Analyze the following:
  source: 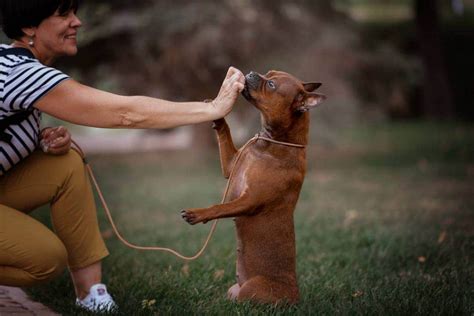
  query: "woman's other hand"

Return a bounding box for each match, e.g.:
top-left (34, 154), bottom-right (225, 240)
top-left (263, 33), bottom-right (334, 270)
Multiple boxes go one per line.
top-left (212, 67), bottom-right (245, 118)
top-left (40, 126), bottom-right (72, 155)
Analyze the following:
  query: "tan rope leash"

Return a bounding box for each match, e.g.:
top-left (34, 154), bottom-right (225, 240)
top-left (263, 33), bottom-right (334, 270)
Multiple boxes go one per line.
top-left (255, 135), bottom-right (305, 148)
top-left (71, 134), bottom-right (304, 261)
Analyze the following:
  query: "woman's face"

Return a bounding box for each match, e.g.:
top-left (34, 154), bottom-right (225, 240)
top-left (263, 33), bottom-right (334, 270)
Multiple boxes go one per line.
top-left (33, 9), bottom-right (82, 61)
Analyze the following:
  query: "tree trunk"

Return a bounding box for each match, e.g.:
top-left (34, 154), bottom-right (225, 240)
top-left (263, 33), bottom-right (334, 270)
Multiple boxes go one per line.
top-left (414, 0), bottom-right (455, 118)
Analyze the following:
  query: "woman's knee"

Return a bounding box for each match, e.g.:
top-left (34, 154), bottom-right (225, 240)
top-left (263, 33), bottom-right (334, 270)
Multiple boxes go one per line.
top-left (59, 149), bottom-right (85, 175)
top-left (52, 150), bottom-right (88, 191)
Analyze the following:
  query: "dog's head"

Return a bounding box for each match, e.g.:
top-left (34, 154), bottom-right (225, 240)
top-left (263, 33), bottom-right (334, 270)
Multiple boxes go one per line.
top-left (242, 70), bottom-right (326, 127)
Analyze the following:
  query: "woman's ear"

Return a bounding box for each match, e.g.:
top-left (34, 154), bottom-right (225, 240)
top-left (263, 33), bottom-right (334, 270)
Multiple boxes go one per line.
top-left (20, 27), bottom-right (36, 46)
top-left (21, 27), bottom-right (36, 38)
top-left (296, 92), bottom-right (327, 112)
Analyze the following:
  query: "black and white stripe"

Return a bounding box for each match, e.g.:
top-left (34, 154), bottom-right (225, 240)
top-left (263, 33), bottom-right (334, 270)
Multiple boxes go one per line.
top-left (0, 44), bottom-right (69, 175)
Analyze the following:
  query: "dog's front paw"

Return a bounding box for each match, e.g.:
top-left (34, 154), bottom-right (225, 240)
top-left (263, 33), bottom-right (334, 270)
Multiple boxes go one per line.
top-left (212, 118), bottom-right (226, 130)
top-left (181, 209), bottom-right (206, 225)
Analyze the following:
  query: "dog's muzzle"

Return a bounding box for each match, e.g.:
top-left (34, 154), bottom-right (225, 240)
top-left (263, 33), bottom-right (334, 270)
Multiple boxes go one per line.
top-left (242, 71), bottom-right (261, 101)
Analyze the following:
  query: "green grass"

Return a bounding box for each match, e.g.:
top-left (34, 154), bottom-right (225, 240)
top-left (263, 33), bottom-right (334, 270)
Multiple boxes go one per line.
top-left (28, 121), bottom-right (473, 315)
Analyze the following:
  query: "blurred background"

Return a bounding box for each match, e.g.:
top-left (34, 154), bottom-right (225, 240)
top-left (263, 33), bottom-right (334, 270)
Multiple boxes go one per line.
top-left (2, 0), bottom-right (471, 152)
top-left (2, 1), bottom-right (473, 313)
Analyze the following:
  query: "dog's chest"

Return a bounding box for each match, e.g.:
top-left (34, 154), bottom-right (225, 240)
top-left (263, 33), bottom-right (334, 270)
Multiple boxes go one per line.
top-left (225, 151), bottom-right (254, 201)
top-left (226, 147), bottom-right (283, 201)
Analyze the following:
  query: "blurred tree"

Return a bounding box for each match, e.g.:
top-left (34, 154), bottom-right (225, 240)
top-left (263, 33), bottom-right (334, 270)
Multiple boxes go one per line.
top-left (53, 0), bottom-right (360, 150)
top-left (414, 0), bottom-right (455, 118)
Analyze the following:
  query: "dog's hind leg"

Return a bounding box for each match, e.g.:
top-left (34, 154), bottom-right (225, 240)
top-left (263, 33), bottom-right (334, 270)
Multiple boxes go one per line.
top-left (227, 283), bottom-right (241, 301)
top-left (237, 275), bottom-right (299, 305)
top-left (212, 118), bottom-right (237, 178)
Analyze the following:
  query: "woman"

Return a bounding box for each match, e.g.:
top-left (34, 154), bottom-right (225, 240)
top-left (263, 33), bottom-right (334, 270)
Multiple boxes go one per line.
top-left (0, 0), bottom-right (245, 312)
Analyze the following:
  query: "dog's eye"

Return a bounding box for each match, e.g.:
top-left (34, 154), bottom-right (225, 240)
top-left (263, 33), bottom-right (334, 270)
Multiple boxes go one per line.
top-left (267, 80), bottom-right (276, 89)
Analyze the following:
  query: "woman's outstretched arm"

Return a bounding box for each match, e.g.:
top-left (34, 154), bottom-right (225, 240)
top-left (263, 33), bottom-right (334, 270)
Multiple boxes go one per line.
top-left (35, 67), bottom-right (245, 129)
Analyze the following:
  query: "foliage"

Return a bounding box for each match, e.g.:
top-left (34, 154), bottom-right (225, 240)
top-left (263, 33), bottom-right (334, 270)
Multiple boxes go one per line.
top-left (51, 0), bottom-right (364, 143)
top-left (2, 1), bottom-right (474, 124)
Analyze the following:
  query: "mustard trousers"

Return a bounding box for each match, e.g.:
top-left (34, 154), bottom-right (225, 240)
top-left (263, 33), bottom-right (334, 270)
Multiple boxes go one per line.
top-left (0, 150), bottom-right (109, 286)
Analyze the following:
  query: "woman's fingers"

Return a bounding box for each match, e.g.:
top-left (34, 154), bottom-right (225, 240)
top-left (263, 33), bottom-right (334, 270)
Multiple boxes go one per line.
top-left (224, 71), bottom-right (245, 96)
top-left (220, 73), bottom-right (242, 101)
top-left (41, 126), bottom-right (72, 154)
top-left (49, 133), bottom-right (70, 148)
top-left (209, 67), bottom-right (245, 119)
top-left (233, 80), bottom-right (245, 93)
top-left (225, 66), bottom-right (240, 80)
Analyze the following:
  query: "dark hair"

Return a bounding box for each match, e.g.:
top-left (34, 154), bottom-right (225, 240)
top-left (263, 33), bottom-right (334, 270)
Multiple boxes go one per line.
top-left (0, 0), bottom-right (79, 39)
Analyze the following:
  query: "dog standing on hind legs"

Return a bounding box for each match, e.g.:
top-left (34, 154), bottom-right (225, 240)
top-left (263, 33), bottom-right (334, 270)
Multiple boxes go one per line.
top-left (181, 70), bottom-right (326, 304)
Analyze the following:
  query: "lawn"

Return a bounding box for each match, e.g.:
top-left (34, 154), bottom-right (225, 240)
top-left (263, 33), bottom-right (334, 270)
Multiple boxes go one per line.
top-left (28, 121), bottom-right (473, 315)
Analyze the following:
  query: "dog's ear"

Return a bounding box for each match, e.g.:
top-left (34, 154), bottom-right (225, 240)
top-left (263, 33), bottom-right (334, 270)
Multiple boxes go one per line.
top-left (296, 92), bottom-right (326, 112)
top-left (303, 82), bottom-right (322, 92)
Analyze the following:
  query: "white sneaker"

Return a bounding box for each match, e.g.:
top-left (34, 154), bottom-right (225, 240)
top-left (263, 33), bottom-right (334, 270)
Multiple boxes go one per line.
top-left (76, 283), bottom-right (117, 312)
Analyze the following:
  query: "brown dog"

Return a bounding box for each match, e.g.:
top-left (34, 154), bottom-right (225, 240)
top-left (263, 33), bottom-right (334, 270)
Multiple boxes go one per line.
top-left (181, 70), bottom-right (326, 304)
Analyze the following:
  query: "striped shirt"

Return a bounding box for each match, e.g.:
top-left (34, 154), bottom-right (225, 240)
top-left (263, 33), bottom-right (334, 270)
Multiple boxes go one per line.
top-left (0, 44), bottom-right (70, 175)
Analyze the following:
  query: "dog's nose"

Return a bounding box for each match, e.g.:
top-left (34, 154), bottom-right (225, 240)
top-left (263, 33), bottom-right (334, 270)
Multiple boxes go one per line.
top-left (245, 72), bottom-right (261, 89)
top-left (246, 71), bottom-right (259, 81)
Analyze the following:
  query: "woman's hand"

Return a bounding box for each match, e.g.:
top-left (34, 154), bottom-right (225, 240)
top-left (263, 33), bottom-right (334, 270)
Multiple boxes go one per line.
top-left (40, 126), bottom-right (71, 155)
top-left (211, 67), bottom-right (245, 118)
